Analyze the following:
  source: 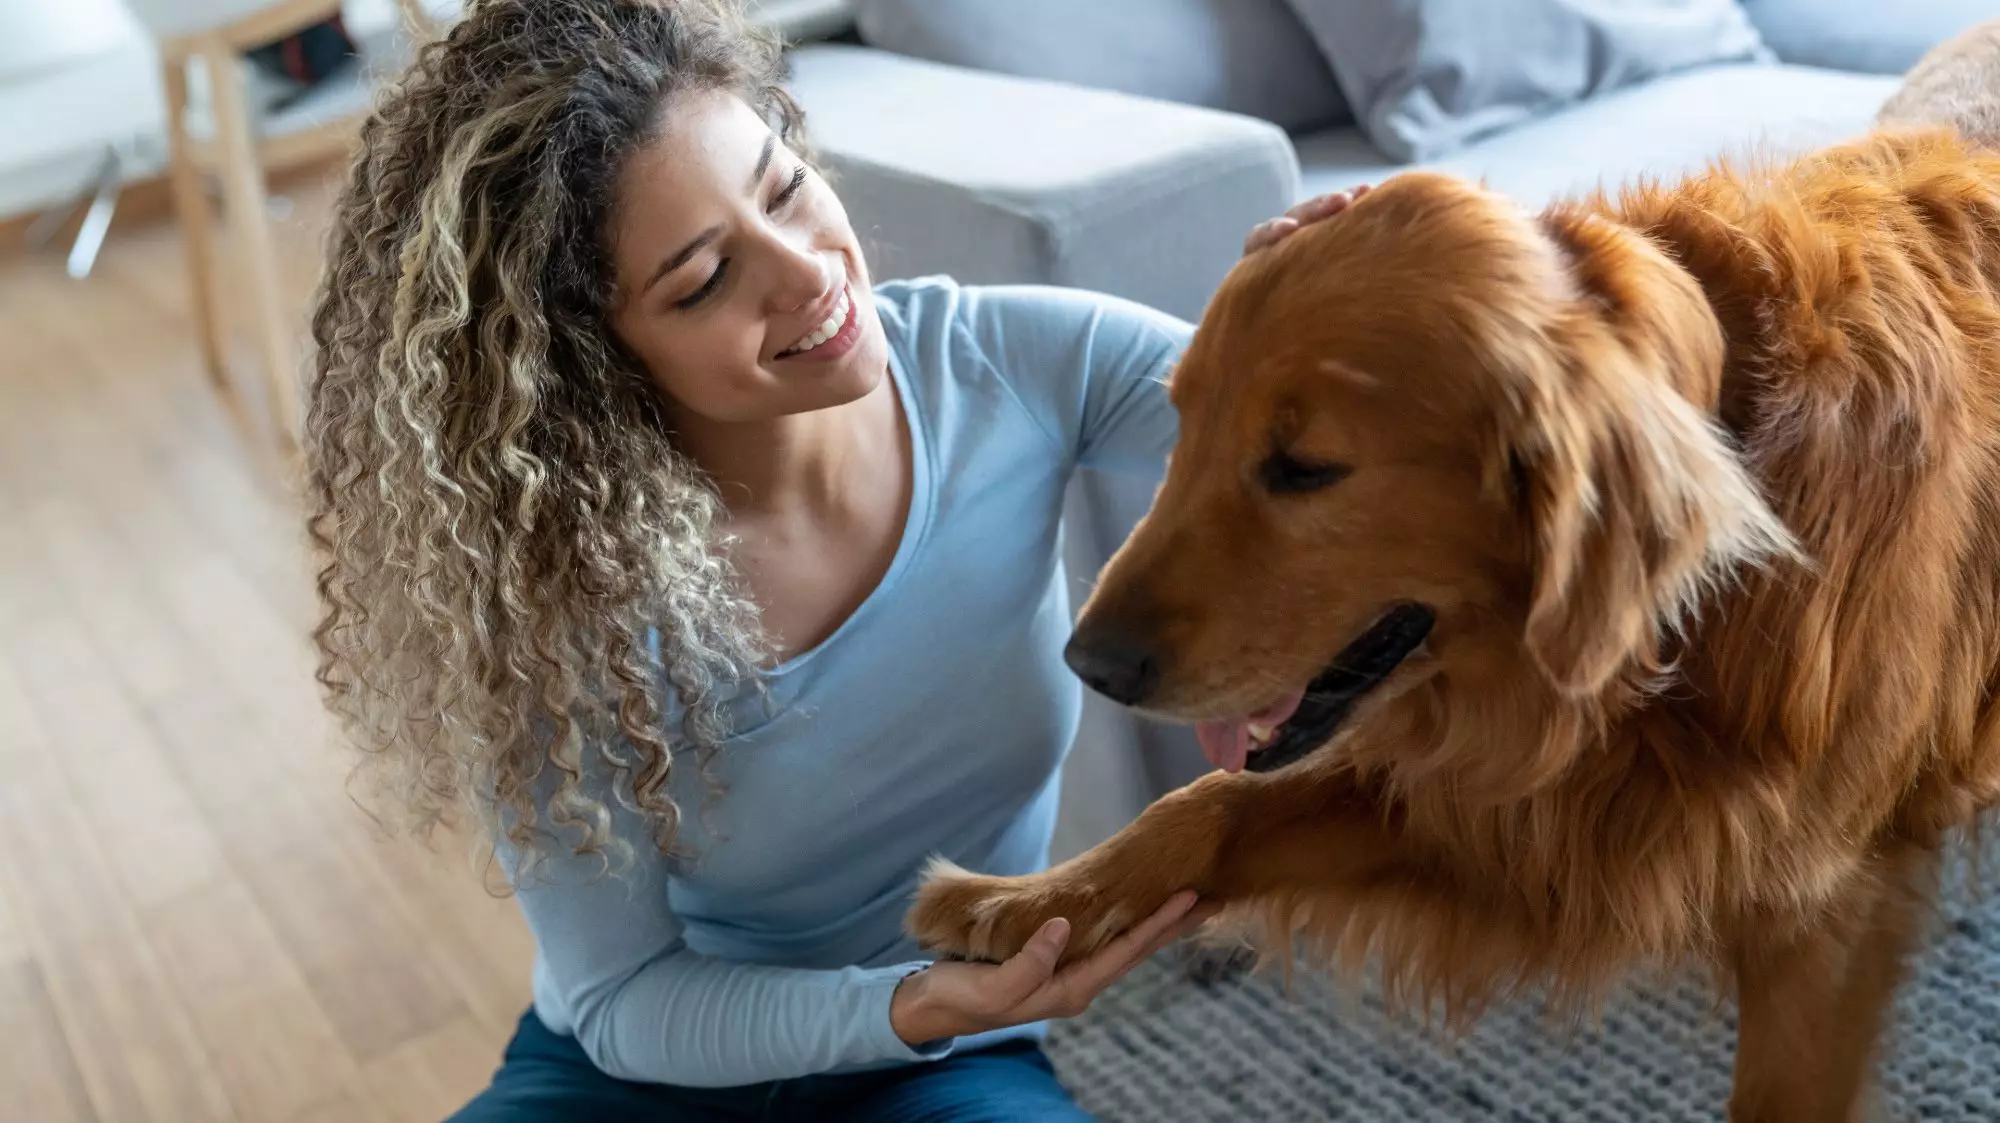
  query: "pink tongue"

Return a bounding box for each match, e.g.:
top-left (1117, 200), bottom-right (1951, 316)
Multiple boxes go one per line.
top-left (1195, 690), bottom-right (1306, 774)
top-left (1195, 720), bottom-right (1252, 774)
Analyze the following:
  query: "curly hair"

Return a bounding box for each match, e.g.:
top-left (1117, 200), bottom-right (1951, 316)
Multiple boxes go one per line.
top-left (306, 0), bottom-right (808, 874)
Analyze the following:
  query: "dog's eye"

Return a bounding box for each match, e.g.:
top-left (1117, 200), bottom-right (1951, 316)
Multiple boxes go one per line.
top-left (1261, 451), bottom-right (1352, 495)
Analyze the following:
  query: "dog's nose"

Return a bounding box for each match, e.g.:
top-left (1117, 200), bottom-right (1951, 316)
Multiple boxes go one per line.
top-left (1063, 628), bottom-right (1161, 706)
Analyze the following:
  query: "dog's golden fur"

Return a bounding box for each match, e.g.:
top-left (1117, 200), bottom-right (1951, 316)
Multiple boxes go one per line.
top-left (907, 23), bottom-right (2000, 1123)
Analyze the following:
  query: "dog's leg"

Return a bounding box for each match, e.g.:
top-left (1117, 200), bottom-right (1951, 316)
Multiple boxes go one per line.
top-left (1728, 845), bottom-right (1938, 1123)
top-left (906, 767), bottom-right (1397, 966)
top-left (1729, 924), bottom-right (1846, 1123)
top-left (1815, 845), bottom-right (1938, 1122)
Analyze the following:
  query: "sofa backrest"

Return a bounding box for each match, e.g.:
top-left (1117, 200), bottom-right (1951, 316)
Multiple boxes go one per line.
top-left (847, 0), bottom-right (1350, 133)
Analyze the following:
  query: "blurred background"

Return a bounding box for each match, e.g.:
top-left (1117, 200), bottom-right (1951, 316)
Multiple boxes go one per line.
top-left (1, 2), bottom-right (1995, 1121)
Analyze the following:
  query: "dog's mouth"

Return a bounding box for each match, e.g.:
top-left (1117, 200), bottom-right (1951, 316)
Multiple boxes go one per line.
top-left (1195, 603), bottom-right (1437, 775)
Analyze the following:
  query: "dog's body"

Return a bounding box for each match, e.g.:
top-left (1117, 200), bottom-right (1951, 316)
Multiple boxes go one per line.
top-left (909, 26), bottom-right (2000, 1123)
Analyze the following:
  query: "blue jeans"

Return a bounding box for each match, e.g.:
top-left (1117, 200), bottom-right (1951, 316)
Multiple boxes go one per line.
top-left (446, 1009), bottom-right (1096, 1122)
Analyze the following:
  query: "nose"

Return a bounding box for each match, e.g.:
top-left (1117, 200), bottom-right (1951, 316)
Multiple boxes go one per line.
top-left (775, 252), bottom-right (832, 312)
top-left (765, 216), bottom-right (832, 302)
top-left (1063, 627), bottom-right (1161, 707)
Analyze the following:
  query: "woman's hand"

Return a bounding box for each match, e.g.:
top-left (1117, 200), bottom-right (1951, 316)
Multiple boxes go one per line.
top-left (1242, 184), bottom-right (1371, 255)
top-left (890, 890), bottom-right (1217, 1045)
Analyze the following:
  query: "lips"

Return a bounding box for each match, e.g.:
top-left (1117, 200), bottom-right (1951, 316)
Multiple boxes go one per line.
top-left (777, 285), bottom-right (853, 358)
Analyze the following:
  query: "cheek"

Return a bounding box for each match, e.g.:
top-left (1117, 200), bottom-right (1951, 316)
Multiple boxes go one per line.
top-left (803, 179), bottom-right (868, 270)
top-left (628, 313), bottom-right (768, 414)
top-left (804, 172), bottom-right (853, 232)
top-left (1324, 471), bottom-right (1515, 594)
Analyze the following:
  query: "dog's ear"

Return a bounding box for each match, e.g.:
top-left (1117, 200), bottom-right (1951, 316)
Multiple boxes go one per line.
top-left (1511, 214), bottom-right (1797, 697)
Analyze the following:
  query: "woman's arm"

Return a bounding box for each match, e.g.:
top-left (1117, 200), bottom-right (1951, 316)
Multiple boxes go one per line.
top-left (513, 834), bottom-right (945, 1088)
top-left (514, 829), bottom-right (1210, 1088)
top-left (954, 283), bottom-right (1193, 479)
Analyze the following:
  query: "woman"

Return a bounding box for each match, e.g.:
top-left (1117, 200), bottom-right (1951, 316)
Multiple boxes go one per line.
top-left (306, 0), bottom-right (1346, 1117)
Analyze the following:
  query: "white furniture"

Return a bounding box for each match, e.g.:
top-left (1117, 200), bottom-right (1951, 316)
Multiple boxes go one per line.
top-left (0, 2), bottom-right (138, 80)
top-left (2, 1), bottom-right (160, 279)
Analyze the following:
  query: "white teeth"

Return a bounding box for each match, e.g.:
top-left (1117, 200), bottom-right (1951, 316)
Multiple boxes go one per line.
top-left (1248, 722), bottom-right (1276, 743)
top-left (784, 289), bottom-right (849, 356)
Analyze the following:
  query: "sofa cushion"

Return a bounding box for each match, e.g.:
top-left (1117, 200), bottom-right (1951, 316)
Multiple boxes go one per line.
top-left (1286, 0), bottom-right (1773, 163)
top-left (847, 0), bottom-right (1350, 132)
top-left (1292, 63), bottom-right (1899, 206)
top-left (1742, 0), bottom-right (1998, 75)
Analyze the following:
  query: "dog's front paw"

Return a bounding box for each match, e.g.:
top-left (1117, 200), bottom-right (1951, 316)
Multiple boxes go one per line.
top-left (906, 858), bottom-right (1140, 968)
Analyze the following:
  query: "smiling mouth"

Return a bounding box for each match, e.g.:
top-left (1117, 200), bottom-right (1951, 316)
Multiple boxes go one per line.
top-left (776, 285), bottom-right (853, 358)
top-left (1195, 603), bottom-right (1436, 774)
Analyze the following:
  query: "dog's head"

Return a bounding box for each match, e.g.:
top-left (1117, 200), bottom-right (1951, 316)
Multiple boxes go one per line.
top-left (1067, 173), bottom-right (1796, 776)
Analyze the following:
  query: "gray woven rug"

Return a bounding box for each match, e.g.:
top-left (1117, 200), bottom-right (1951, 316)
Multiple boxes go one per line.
top-left (1046, 850), bottom-right (2000, 1122)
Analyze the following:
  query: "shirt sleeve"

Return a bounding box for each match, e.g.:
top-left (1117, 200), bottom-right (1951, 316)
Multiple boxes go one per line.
top-left (955, 283), bottom-right (1193, 478)
top-left (510, 815), bottom-right (954, 1088)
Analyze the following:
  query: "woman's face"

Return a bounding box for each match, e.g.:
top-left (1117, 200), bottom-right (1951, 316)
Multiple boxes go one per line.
top-left (608, 89), bottom-right (887, 426)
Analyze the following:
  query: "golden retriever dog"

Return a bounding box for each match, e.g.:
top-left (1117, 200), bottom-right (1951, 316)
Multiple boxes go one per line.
top-left (907, 22), bottom-right (2000, 1123)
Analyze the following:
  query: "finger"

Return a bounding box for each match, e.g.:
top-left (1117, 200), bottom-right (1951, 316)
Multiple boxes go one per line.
top-left (1132, 900), bottom-right (1224, 966)
top-left (1316, 191), bottom-right (1356, 216)
top-left (1313, 183), bottom-right (1371, 216)
top-left (983, 917), bottom-right (1069, 1010)
top-left (1109, 893), bottom-right (1218, 974)
top-left (1046, 891), bottom-right (1199, 1002)
top-left (1320, 183), bottom-right (1369, 208)
top-left (1131, 890), bottom-right (1202, 941)
top-left (1183, 900), bottom-right (1226, 929)
top-left (1288, 194), bottom-right (1347, 223)
top-left (1244, 216), bottom-right (1298, 253)
top-left (1085, 908), bottom-right (1218, 997)
top-left (1291, 189), bottom-right (1360, 221)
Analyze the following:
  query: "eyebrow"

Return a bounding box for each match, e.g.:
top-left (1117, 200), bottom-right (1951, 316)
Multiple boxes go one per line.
top-left (640, 132), bottom-right (779, 297)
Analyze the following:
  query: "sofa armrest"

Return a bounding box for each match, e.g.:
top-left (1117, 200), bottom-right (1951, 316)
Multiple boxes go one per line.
top-left (784, 44), bottom-right (1301, 323)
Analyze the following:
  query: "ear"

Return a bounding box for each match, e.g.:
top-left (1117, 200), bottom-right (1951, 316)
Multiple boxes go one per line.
top-left (1512, 215), bottom-right (1798, 697)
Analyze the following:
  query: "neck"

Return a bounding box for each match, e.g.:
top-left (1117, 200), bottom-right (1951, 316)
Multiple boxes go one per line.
top-left (670, 372), bottom-right (894, 516)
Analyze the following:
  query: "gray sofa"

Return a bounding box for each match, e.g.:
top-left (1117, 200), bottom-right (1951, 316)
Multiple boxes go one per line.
top-left (777, 0), bottom-right (2000, 857)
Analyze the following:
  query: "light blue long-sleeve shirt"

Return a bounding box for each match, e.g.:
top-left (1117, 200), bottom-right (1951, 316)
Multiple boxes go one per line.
top-left (512, 277), bottom-right (1192, 1088)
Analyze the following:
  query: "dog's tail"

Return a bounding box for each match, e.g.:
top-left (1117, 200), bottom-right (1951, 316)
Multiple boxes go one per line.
top-left (1878, 20), bottom-right (2000, 148)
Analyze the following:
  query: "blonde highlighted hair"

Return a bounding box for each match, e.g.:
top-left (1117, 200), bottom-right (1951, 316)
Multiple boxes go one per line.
top-left (306, 0), bottom-right (806, 871)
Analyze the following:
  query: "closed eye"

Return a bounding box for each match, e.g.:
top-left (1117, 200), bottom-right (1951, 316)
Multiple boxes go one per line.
top-left (1261, 450), bottom-right (1352, 495)
top-left (672, 166), bottom-right (811, 311)
top-left (773, 165), bottom-right (808, 207)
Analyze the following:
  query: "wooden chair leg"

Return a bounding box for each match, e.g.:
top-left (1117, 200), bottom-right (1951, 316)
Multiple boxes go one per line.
top-left (159, 49), bottom-right (230, 391)
top-left (199, 36), bottom-right (300, 452)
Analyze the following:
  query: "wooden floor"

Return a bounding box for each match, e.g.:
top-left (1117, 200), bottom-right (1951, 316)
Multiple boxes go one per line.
top-left (0, 174), bottom-right (536, 1123)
